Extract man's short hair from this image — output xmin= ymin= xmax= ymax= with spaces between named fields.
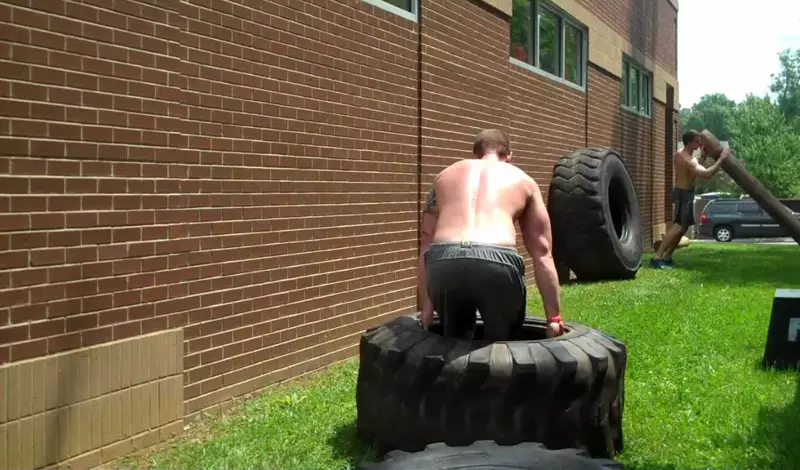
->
xmin=473 ymin=129 xmax=511 ymax=157
xmin=681 ymin=129 xmax=700 ymax=146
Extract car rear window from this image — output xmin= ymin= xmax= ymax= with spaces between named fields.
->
xmin=707 ymin=202 xmax=736 ymax=214
xmin=738 ymin=202 xmax=761 ymax=214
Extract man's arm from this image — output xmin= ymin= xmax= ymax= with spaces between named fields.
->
xmin=519 ymin=178 xmax=561 ymax=322
xmin=418 ymin=185 xmax=438 ymax=325
xmin=680 ymin=148 xmax=729 ymax=179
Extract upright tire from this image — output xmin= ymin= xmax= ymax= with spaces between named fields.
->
xmin=357 ymin=441 xmax=624 ymax=470
xmin=355 ymin=315 xmax=627 ymax=459
xmin=547 ymin=148 xmax=644 ymax=282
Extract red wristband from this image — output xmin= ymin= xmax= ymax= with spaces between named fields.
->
xmin=548 ymin=314 xmax=563 ymax=323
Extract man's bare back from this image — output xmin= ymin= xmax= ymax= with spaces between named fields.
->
xmin=431 ymin=158 xmax=532 ymax=246
xmin=417 ymin=129 xmax=563 ymax=341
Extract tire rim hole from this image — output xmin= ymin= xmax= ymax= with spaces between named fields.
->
xmin=608 ymin=175 xmax=631 ymax=241
xmin=426 ymin=318 xmax=573 ymax=341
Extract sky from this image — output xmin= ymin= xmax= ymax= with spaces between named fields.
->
xmin=677 ymin=0 xmax=800 ymax=109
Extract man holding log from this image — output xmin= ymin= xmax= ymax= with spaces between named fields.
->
xmin=650 ymin=130 xmax=730 ymax=268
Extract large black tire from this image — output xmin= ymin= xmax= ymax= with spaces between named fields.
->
xmin=357 ymin=441 xmax=624 ymax=470
xmin=547 ymin=148 xmax=644 ymax=282
xmin=355 ymin=315 xmax=627 ymax=459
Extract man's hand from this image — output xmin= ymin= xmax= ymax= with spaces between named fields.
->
xmin=420 ymin=308 xmax=434 ymax=330
xmin=546 ymin=315 xmax=565 ymax=338
xmin=718 ymin=147 xmax=731 ymax=162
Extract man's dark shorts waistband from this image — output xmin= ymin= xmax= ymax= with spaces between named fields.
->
xmin=426 ymin=241 xmax=525 ymax=273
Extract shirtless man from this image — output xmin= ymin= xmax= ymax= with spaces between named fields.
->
xmin=650 ymin=129 xmax=730 ymax=268
xmin=417 ymin=129 xmax=564 ymax=341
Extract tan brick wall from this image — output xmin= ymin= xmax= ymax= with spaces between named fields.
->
xmin=0 ymin=329 xmax=183 ymax=469
xmin=0 ymin=0 xmax=678 ymax=465
xmin=578 ymin=0 xmax=677 ymax=76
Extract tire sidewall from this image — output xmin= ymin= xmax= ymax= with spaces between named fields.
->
xmin=600 ymin=153 xmax=644 ymax=270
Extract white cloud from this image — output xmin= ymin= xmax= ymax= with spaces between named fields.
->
xmin=677 ymin=0 xmax=800 ymax=108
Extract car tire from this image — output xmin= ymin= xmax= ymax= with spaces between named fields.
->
xmin=356 ymin=440 xmax=625 ymax=470
xmin=713 ymin=225 xmax=734 ymax=242
xmin=547 ymin=147 xmax=644 ymax=283
xmin=355 ymin=315 xmax=627 ymax=459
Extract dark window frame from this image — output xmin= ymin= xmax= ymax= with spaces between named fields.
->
xmin=510 ymin=0 xmax=588 ymax=90
xmin=621 ymin=56 xmax=653 ymax=117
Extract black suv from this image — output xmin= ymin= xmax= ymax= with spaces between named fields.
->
xmin=697 ymin=198 xmax=800 ymax=242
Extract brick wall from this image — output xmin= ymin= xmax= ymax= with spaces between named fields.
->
xmin=0 ymin=0 xmax=677 ymax=443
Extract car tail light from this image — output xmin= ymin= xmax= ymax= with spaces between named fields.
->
xmin=700 ymin=214 xmax=709 ymax=225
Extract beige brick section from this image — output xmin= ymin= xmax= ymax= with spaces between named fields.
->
xmin=477 ymin=0 xmax=512 ymax=16
xmin=548 ymin=0 xmax=680 ymax=109
xmin=0 ymin=329 xmax=184 ymax=470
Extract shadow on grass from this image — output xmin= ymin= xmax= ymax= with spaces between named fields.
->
xmin=704 ymin=368 xmax=800 ymax=470
xmin=745 ymin=371 xmax=800 ymax=469
xmin=328 ymin=422 xmax=380 ymax=469
xmin=673 ymin=245 xmax=800 ymax=287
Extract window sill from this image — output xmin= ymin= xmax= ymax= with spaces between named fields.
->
xmin=362 ymin=0 xmax=418 ymax=23
xmin=620 ymin=104 xmax=652 ymax=119
xmin=509 ymin=57 xmax=586 ymax=93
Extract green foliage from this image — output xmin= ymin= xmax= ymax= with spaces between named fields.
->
xmin=770 ymin=48 xmax=800 ymax=129
xmin=679 ymin=93 xmax=736 ymax=141
xmin=729 ymin=95 xmax=800 ymax=198
xmin=681 ymin=48 xmax=800 ymax=197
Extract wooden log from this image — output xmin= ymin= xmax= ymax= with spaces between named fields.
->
xmin=699 ymin=130 xmax=800 ymax=244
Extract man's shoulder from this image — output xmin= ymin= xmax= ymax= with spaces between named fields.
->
xmin=509 ymin=166 xmax=537 ymax=192
xmin=674 ymin=149 xmax=693 ymax=164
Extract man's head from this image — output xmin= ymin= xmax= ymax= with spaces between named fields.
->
xmin=473 ymin=129 xmax=512 ymax=161
xmin=681 ymin=130 xmax=702 ymax=152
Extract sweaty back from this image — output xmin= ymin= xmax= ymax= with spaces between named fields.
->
xmin=432 ymin=158 xmax=530 ymax=245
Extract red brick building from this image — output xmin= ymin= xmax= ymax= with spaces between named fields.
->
xmin=0 ymin=0 xmax=679 ymax=467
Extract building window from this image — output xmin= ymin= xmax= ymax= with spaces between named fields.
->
xmin=362 ymin=0 xmax=417 ymax=21
xmin=621 ymin=58 xmax=652 ymax=117
xmin=510 ymin=0 xmax=586 ymax=88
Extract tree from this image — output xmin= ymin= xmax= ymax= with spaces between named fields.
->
xmin=679 ymin=93 xmax=736 ymax=141
xmin=728 ymin=94 xmax=800 ymax=198
xmin=679 ymin=94 xmax=738 ymax=195
xmin=770 ymin=48 xmax=800 ymax=128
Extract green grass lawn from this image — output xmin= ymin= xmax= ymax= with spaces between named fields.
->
xmin=125 ymin=243 xmax=800 ymax=470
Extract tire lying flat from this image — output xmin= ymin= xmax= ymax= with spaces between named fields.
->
xmin=357 ymin=441 xmax=625 ymax=470
xmin=547 ymin=147 xmax=644 ymax=283
xmin=355 ymin=315 xmax=627 ymax=459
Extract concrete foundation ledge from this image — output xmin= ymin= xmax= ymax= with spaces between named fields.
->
xmin=0 ymin=329 xmax=184 ymax=470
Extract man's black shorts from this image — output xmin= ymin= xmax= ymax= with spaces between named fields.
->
xmin=671 ymin=187 xmax=695 ymax=228
xmin=425 ymin=241 xmax=526 ymax=342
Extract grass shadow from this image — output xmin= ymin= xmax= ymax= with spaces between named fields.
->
xmin=745 ymin=371 xmax=800 ymax=469
xmin=327 ymin=422 xmax=380 ymax=469
xmin=705 ymin=369 xmax=800 ymax=470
